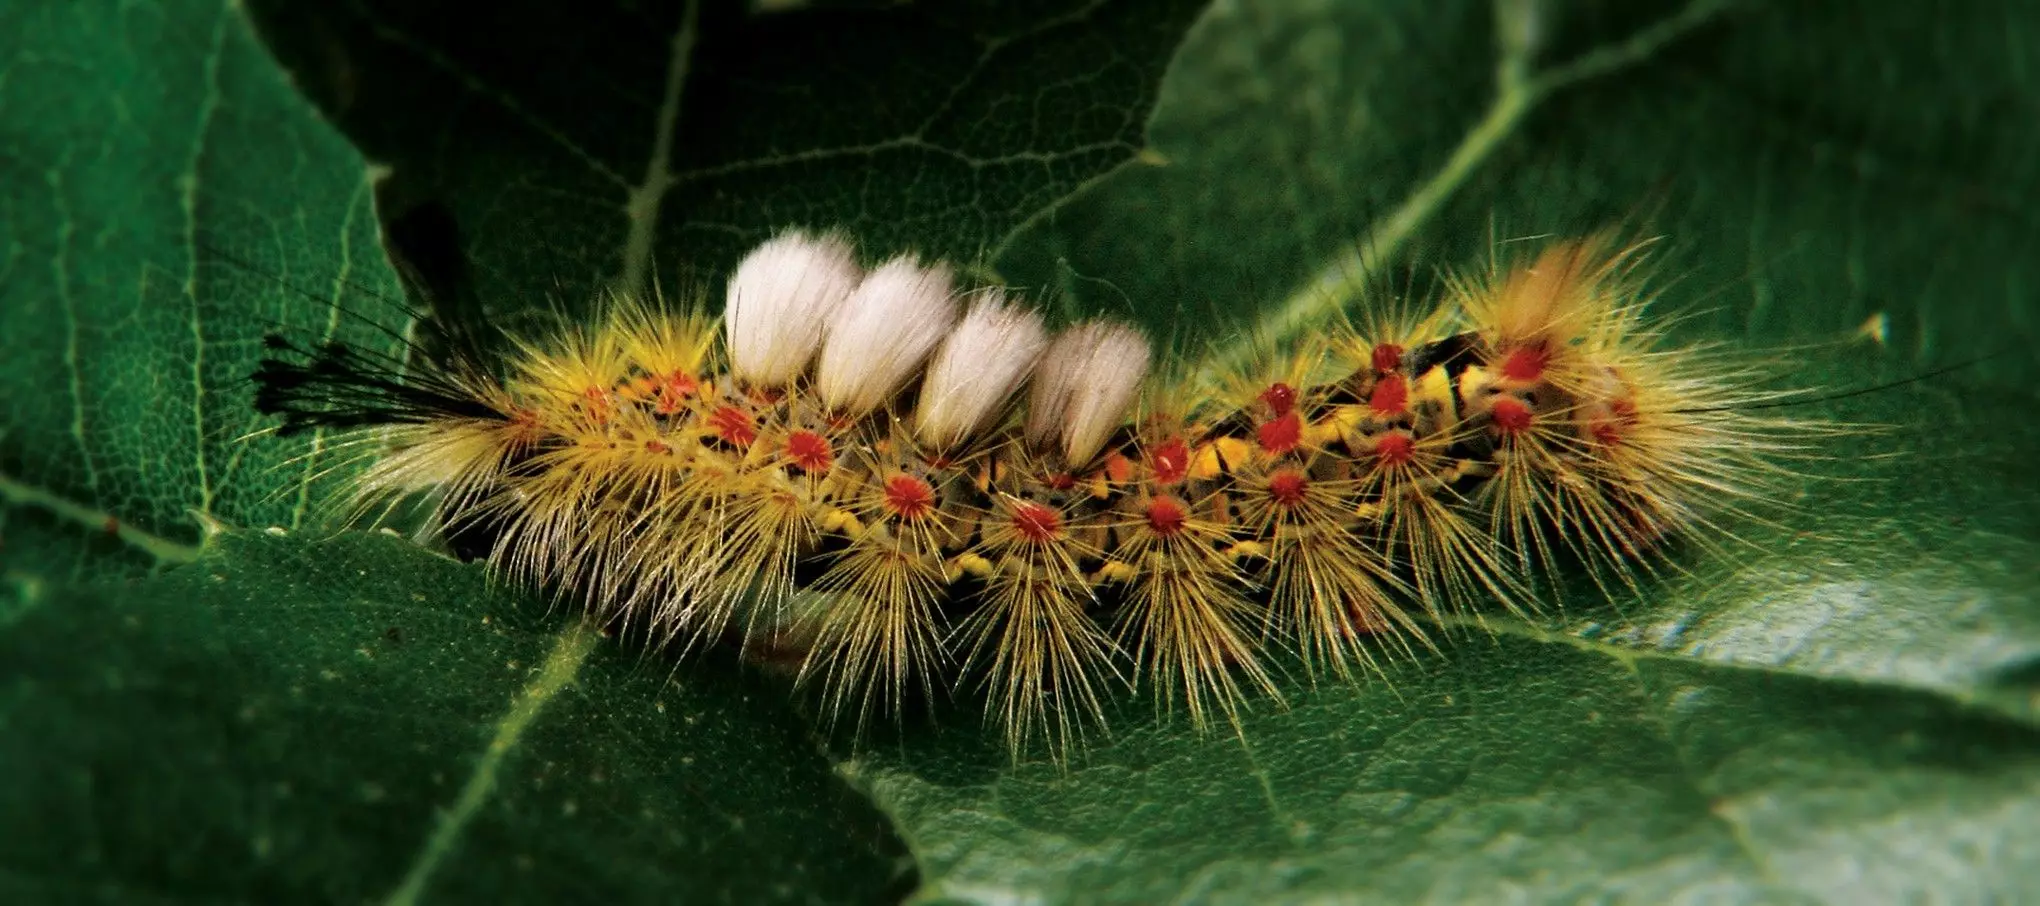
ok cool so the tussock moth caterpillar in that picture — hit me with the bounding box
[254,227,1817,761]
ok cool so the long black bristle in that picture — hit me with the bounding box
[252,333,506,435]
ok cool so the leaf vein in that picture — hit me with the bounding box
[616,0,699,294]
[1206,0,1734,380]
[0,470,201,564]
[359,12,627,188]
[382,620,599,906]
[180,1,232,518]
[46,164,101,498]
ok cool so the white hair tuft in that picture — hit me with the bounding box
[724,230,863,388]
[1024,320,1151,465]
[913,290,1049,450]
[816,255,960,415]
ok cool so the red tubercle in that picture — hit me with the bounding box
[784,430,834,473]
[1259,383,1296,417]
[1610,397,1640,425]
[1499,345,1550,383]
[1490,398,1533,436]
[504,407,544,446]
[1144,496,1188,536]
[1149,437,1191,485]
[1371,343,1403,374]
[1042,471,1078,491]
[644,437,673,455]
[1373,432,1415,466]
[1584,395,1637,447]
[580,385,616,422]
[1590,421,1625,448]
[654,371,699,415]
[1257,411,1303,455]
[707,405,757,447]
[1266,469,1309,507]
[1368,373,1408,416]
[882,475,936,521]
[1010,502,1063,543]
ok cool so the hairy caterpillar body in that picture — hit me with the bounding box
[254,229,1807,760]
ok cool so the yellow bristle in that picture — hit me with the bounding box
[1202,333,1344,413]
[604,289,720,381]
[626,469,787,648]
[618,475,726,640]
[1470,398,1603,588]
[800,534,951,729]
[1349,428,1524,622]
[794,436,965,728]
[1331,297,1462,372]
[1449,233,1641,347]
[1109,488,1276,733]
[345,416,529,523]
[1230,462,1424,679]
[957,493,1121,761]
[1326,314,1528,622]
[505,319,633,414]
[1570,344,1818,559]
[1450,233,1662,405]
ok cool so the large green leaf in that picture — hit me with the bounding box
[0,530,907,904]
[7,0,2038,902]
[848,0,2040,901]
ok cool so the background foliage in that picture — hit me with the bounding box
[3,0,2036,902]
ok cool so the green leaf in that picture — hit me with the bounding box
[851,638,2040,903]
[1,0,401,587]
[11,0,2039,901]
[0,531,907,903]
[850,0,2040,900]
[240,0,1209,312]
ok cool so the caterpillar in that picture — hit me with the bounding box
[253,228,1809,761]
